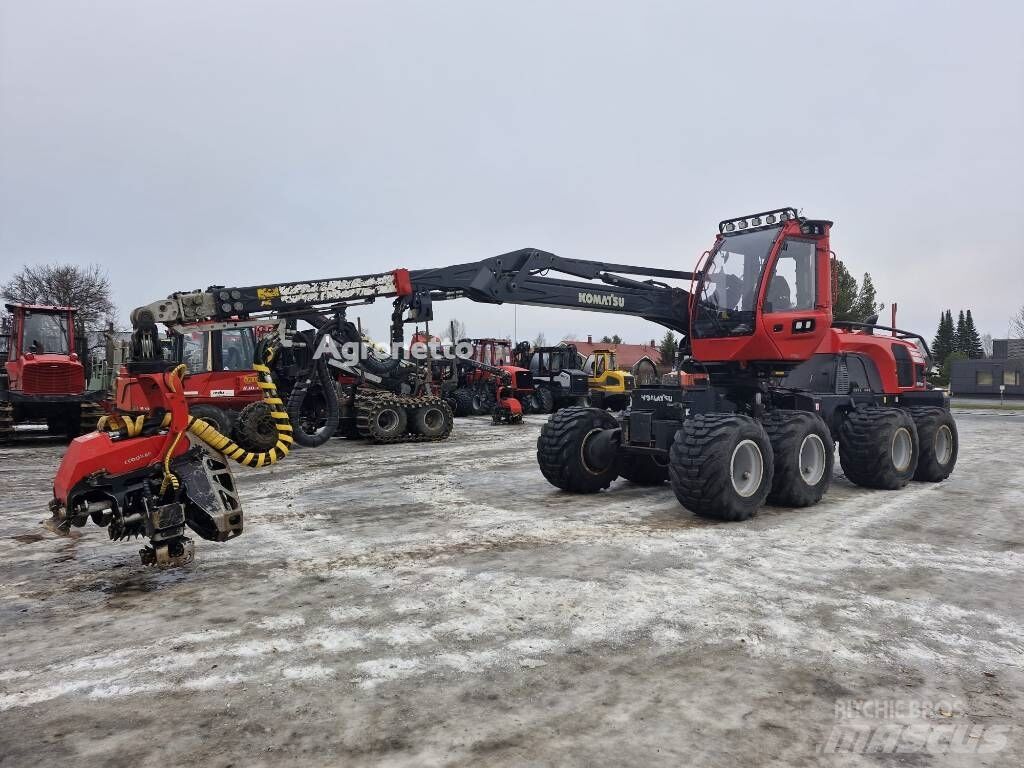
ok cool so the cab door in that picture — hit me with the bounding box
[758,237,831,362]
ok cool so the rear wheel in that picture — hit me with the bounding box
[234,401,280,452]
[189,405,232,436]
[411,401,453,439]
[362,400,408,442]
[472,386,495,416]
[451,388,476,417]
[537,407,619,493]
[839,406,919,489]
[906,407,958,482]
[617,453,669,485]
[668,414,774,521]
[762,410,834,507]
[533,386,555,414]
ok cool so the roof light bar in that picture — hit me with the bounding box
[718,207,799,234]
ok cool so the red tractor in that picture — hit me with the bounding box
[447,338,535,416]
[1,303,106,441]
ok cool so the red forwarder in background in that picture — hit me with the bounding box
[0,303,106,441]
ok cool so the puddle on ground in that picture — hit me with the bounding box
[10,533,47,544]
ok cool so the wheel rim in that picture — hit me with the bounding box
[934,424,953,465]
[579,428,611,475]
[730,439,763,498]
[891,427,912,472]
[798,434,827,486]
[376,409,399,433]
[423,408,444,430]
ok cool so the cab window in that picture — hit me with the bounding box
[181,332,208,372]
[22,311,70,355]
[765,240,817,314]
[221,330,254,371]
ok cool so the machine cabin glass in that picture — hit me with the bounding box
[21,310,71,355]
[764,239,817,314]
[693,226,781,339]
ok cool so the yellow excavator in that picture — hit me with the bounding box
[581,347,634,410]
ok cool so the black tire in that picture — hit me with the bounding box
[534,386,555,414]
[762,410,834,507]
[617,453,669,485]
[364,400,408,442]
[520,394,535,415]
[410,400,454,439]
[536,406,619,493]
[452,388,476,417]
[838,406,919,490]
[906,407,958,482]
[475,387,495,417]
[189,405,232,436]
[234,401,280,452]
[668,414,774,521]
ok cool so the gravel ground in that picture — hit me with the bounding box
[0,412,1021,767]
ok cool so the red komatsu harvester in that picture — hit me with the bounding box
[1,303,107,441]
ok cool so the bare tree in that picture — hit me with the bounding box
[2,263,115,331]
[1012,307,1024,339]
[533,332,547,347]
[981,333,993,358]
[445,317,467,341]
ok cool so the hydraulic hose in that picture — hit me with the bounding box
[286,322,340,447]
[99,363,293,496]
[187,360,293,467]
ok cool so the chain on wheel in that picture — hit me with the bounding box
[354,391,453,444]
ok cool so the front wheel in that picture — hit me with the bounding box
[536,407,619,493]
[532,387,555,414]
[668,414,774,521]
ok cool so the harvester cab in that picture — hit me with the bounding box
[0,303,106,441]
[690,208,833,367]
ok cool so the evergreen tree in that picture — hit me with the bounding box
[611,334,622,345]
[963,310,984,359]
[852,273,880,322]
[932,310,956,364]
[954,310,967,356]
[658,330,678,367]
[831,259,859,321]
[600,335,612,344]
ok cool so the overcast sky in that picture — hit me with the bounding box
[2,1,1022,345]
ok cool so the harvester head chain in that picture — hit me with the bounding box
[354,391,453,444]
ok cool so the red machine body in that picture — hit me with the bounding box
[689,211,930,396]
[1,303,107,440]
